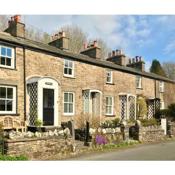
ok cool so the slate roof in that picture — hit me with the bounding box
[0,32,174,83]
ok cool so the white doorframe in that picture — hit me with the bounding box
[38,78,59,126]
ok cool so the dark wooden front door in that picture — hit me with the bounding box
[43,88,54,126]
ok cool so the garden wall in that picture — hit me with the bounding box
[138,126,165,142]
[4,136,77,160]
[168,122,175,137]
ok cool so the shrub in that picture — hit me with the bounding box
[155,109,170,119]
[136,96,148,119]
[101,118,120,128]
[34,118,42,127]
[0,155,28,160]
[139,118,158,127]
[75,113,103,129]
[168,103,175,118]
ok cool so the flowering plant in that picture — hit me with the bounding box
[95,135,107,145]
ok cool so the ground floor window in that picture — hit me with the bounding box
[64,92,74,115]
[105,96,114,115]
[0,85,16,114]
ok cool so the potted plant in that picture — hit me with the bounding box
[34,118,43,132]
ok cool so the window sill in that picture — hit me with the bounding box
[0,113,20,116]
[106,82,115,85]
[63,113,74,116]
[63,75,76,79]
[0,66,16,71]
[105,114,115,117]
[136,87,143,90]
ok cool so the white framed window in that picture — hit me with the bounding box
[160,101,165,109]
[0,45,15,69]
[63,92,74,115]
[159,81,164,93]
[64,59,74,77]
[105,96,114,115]
[0,85,16,114]
[106,71,113,84]
[136,75,142,89]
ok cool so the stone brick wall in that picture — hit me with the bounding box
[0,47,25,122]
[24,49,159,125]
[4,137,76,160]
[138,126,165,142]
[164,82,175,108]
[1,45,174,128]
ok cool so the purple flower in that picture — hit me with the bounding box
[95,135,107,145]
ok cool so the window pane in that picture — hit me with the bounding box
[109,107,112,114]
[64,68,68,74]
[64,60,68,67]
[6,58,11,66]
[0,100,5,111]
[69,61,73,68]
[7,100,12,111]
[1,57,5,65]
[64,103,68,113]
[1,47,6,56]
[106,97,109,105]
[64,93,68,102]
[7,88,13,99]
[0,87,6,98]
[7,48,12,57]
[68,68,72,75]
[110,97,113,105]
[69,93,73,102]
[69,104,73,113]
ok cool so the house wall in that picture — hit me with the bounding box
[0,47,25,122]
[1,44,175,127]
[164,82,175,108]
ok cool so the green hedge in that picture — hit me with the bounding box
[139,118,158,127]
[0,155,28,160]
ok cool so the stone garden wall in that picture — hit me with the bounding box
[138,126,165,142]
[168,122,175,137]
[4,136,76,160]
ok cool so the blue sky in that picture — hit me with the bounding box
[24,15,175,70]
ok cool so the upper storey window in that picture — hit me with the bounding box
[136,75,142,89]
[0,45,14,69]
[159,81,164,93]
[64,59,74,77]
[106,71,113,84]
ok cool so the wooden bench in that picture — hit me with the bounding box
[0,117,27,132]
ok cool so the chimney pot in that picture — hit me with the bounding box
[14,15,21,23]
[84,43,87,49]
[112,50,116,57]
[139,56,142,62]
[93,40,98,47]
[132,58,135,63]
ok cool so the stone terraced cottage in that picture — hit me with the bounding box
[0,16,175,130]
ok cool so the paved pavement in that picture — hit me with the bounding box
[68,140,175,160]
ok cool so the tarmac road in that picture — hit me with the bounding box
[68,140,175,160]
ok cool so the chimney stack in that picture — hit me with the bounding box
[127,56,145,72]
[49,31,69,51]
[80,40,101,59]
[106,49,128,66]
[4,15,25,38]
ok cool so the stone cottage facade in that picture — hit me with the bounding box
[0,16,175,129]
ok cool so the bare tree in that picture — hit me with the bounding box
[59,24,87,54]
[162,62,175,80]
[0,15,9,31]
